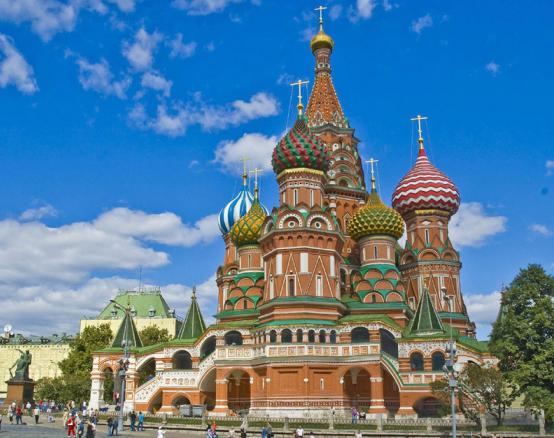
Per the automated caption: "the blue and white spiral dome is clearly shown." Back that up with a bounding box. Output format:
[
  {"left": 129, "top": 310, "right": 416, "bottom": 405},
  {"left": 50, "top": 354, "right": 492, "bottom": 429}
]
[{"left": 218, "top": 185, "right": 269, "bottom": 235}]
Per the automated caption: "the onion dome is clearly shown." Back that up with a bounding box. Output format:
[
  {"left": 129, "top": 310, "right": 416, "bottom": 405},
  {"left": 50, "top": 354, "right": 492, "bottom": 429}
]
[
  {"left": 392, "top": 143, "right": 460, "bottom": 217},
  {"left": 348, "top": 183, "right": 404, "bottom": 241},
  {"left": 272, "top": 116, "right": 329, "bottom": 175},
  {"left": 218, "top": 180, "right": 254, "bottom": 235},
  {"left": 310, "top": 28, "right": 334, "bottom": 53},
  {"left": 229, "top": 196, "right": 267, "bottom": 247}
]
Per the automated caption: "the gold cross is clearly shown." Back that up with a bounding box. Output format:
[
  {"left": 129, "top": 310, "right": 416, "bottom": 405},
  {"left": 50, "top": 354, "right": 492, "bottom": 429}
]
[
  {"left": 315, "top": 5, "right": 327, "bottom": 27},
  {"left": 365, "top": 158, "right": 379, "bottom": 191},
  {"left": 290, "top": 79, "right": 309, "bottom": 116},
  {"left": 240, "top": 156, "right": 249, "bottom": 186},
  {"left": 410, "top": 114, "right": 428, "bottom": 142},
  {"left": 249, "top": 168, "right": 263, "bottom": 197}
]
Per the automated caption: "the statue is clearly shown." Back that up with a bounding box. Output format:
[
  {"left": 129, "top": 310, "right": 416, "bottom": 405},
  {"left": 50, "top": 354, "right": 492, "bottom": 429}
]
[{"left": 9, "top": 349, "right": 32, "bottom": 380}]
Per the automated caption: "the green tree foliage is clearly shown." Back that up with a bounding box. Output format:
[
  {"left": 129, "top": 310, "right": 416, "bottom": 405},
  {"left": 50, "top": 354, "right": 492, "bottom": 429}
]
[
  {"left": 490, "top": 264, "right": 554, "bottom": 420},
  {"left": 37, "top": 324, "right": 113, "bottom": 404},
  {"left": 139, "top": 325, "right": 171, "bottom": 346}
]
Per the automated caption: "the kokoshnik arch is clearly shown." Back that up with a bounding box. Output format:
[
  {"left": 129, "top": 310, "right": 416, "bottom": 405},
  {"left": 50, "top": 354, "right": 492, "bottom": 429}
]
[{"left": 89, "top": 13, "right": 494, "bottom": 418}]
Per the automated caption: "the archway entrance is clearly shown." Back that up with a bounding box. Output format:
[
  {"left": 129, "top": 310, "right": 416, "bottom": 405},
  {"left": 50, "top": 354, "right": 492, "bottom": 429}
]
[
  {"left": 414, "top": 397, "right": 442, "bottom": 417},
  {"left": 383, "top": 367, "right": 400, "bottom": 416},
  {"left": 343, "top": 368, "right": 371, "bottom": 409},
  {"left": 148, "top": 391, "right": 162, "bottom": 414},
  {"left": 103, "top": 367, "right": 115, "bottom": 403},
  {"left": 199, "top": 368, "right": 216, "bottom": 412},
  {"left": 227, "top": 370, "right": 251, "bottom": 414}
]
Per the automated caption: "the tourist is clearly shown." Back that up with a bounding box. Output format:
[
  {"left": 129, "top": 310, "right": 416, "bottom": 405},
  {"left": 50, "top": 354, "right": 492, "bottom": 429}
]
[
  {"left": 26, "top": 400, "right": 32, "bottom": 416},
  {"left": 86, "top": 420, "right": 96, "bottom": 438},
  {"left": 33, "top": 405, "right": 40, "bottom": 424},
  {"left": 78, "top": 419, "right": 85, "bottom": 438},
  {"left": 15, "top": 405, "right": 22, "bottom": 425},
  {"left": 295, "top": 425, "right": 304, "bottom": 438},
  {"left": 47, "top": 405, "right": 54, "bottom": 423},
  {"left": 157, "top": 425, "right": 166, "bottom": 438},
  {"left": 67, "top": 414, "right": 77, "bottom": 437},
  {"left": 351, "top": 407, "right": 358, "bottom": 424},
  {"left": 261, "top": 425, "right": 267, "bottom": 438},
  {"left": 228, "top": 429, "right": 236, "bottom": 438},
  {"left": 138, "top": 411, "right": 145, "bottom": 431},
  {"left": 240, "top": 427, "right": 247, "bottom": 438},
  {"left": 7, "top": 405, "right": 13, "bottom": 424},
  {"left": 112, "top": 417, "right": 119, "bottom": 436},
  {"left": 129, "top": 411, "right": 137, "bottom": 431},
  {"left": 107, "top": 417, "right": 113, "bottom": 436},
  {"left": 266, "top": 423, "right": 273, "bottom": 438},
  {"left": 355, "top": 431, "right": 362, "bottom": 438}
]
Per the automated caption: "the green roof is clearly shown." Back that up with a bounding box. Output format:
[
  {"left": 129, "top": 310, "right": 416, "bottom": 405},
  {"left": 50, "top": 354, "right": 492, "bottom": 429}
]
[
  {"left": 406, "top": 289, "right": 444, "bottom": 336},
  {"left": 177, "top": 289, "right": 206, "bottom": 340},
  {"left": 257, "top": 319, "right": 337, "bottom": 328},
  {"left": 98, "top": 290, "right": 173, "bottom": 319},
  {"left": 111, "top": 310, "right": 142, "bottom": 348}
]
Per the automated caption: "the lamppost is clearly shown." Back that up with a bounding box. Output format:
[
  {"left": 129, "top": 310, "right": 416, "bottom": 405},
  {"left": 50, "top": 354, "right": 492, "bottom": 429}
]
[
  {"left": 110, "top": 300, "right": 130, "bottom": 433},
  {"left": 442, "top": 288, "right": 459, "bottom": 438}
]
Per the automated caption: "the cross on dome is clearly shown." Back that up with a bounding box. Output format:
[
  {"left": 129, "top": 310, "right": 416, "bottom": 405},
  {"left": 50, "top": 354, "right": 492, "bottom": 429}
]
[
  {"left": 315, "top": 5, "right": 327, "bottom": 29},
  {"left": 290, "top": 79, "right": 309, "bottom": 116},
  {"left": 410, "top": 114, "right": 428, "bottom": 153},
  {"left": 365, "top": 158, "right": 379, "bottom": 192}
]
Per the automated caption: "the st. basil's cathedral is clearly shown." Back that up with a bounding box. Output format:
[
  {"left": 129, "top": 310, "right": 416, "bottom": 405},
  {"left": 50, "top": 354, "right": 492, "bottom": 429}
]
[{"left": 89, "top": 15, "right": 493, "bottom": 418}]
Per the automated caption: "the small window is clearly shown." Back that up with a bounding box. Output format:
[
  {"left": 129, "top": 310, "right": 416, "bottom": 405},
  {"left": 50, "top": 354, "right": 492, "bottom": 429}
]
[
  {"left": 287, "top": 276, "right": 296, "bottom": 296},
  {"left": 310, "top": 189, "right": 314, "bottom": 207},
  {"left": 320, "top": 378, "right": 324, "bottom": 390},
  {"left": 247, "top": 254, "right": 252, "bottom": 268},
  {"left": 351, "top": 327, "right": 370, "bottom": 343},
  {"left": 432, "top": 352, "right": 445, "bottom": 371},
  {"left": 269, "top": 276, "right": 275, "bottom": 299},
  {"left": 425, "top": 229, "right": 430, "bottom": 245},
  {"left": 410, "top": 352, "right": 424, "bottom": 371},
  {"left": 296, "top": 329, "right": 303, "bottom": 343},
  {"left": 281, "top": 329, "right": 292, "bottom": 343},
  {"left": 330, "top": 330, "right": 337, "bottom": 344},
  {"left": 319, "top": 330, "right": 326, "bottom": 343},
  {"left": 308, "top": 330, "right": 315, "bottom": 343},
  {"left": 374, "top": 246, "right": 378, "bottom": 259},
  {"left": 293, "top": 189, "right": 298, "bottom": 206},
  {"left": 316, "top": 275, "right": 323, "bottom": 297},
  {"left": 269, "top": 330, "right": 277, "bottom": 343}
]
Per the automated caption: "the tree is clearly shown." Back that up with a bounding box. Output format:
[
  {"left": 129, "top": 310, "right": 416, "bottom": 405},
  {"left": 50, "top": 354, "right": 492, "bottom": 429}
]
[
  {"left": 139, "top": 326, "right": 171, "bottom": 346},
  {"left": 490, "top": 264, "right": 554, "bottom": 421}
]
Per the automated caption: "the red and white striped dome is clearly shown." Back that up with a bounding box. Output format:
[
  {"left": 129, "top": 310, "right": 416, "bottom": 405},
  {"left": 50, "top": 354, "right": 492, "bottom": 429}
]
[{"left": 392, "top": 147, "right": 460, "bottom": 217}]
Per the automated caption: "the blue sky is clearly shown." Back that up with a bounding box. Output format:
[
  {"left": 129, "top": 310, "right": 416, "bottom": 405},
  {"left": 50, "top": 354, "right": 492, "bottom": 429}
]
[{"left": 0, "top": 0, "right": 552, "bottom": 339}]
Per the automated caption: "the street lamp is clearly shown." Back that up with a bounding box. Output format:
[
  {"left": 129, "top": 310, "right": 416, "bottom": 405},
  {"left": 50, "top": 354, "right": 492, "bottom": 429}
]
[
  {"left": 110, "top": 300, "right": 131, "bottom": 433},
  {"left": 442, "top": 288, "right": 458, "bottom": 438}
]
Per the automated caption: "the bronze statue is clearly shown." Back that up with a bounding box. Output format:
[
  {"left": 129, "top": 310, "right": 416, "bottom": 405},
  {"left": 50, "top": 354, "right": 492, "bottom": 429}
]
[{"left": 9, "top": 349, "right": 32, "bottom": 380}]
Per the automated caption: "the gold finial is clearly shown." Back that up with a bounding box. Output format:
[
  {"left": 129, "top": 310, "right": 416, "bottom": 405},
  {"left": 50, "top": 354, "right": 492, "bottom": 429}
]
[
  {"left": 365, "top": 158, "right": 379, "bottom": 192},
  {"left": 239, "top": 156, "right": 249, "bottom": 186},
  {"left": 315, "top": 5, "right": 327, "bottom": 31},
  {"left": 249, "top": 168, "right": 263, "bottom": 199},
  {"left": 192, "top": 285, "right": 196, "bottom": 298},
  {"left": 290, "top": 79, "right": 309, "bottom": 116},
  {"left": 410, "top": 114, "right": 428, "bottom": 151}
]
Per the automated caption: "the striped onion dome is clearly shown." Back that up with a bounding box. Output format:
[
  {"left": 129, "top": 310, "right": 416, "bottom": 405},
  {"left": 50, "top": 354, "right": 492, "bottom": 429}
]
[
  {"left": 272, "top": 116, "right": 329, "bottom": 175},
  {"left": 230, "top": 197, "right": 267, "bottom": 247},
  {"left": 349, "top": 186, "right": 404, "bottom": 241},
  {"left": 218, "top": 179, "right": 254, "bottom": 235},
  {"left": 392, "top": 145, "right": 460, "bottom": 217}
]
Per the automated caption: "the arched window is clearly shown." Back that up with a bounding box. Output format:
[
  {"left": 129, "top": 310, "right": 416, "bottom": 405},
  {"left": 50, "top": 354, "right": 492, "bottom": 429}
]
[
  {"left": 308, "top": 330, "right": 315, "bottom": 343},
  {"left": 200, "top": 336, "right": 216, "bottom": 358},
  {"left": 329, "top": 330, "right": 337, "bottom": 344},
  {"left": 224, "top": 331, "right": 243, "bottom": 346},
  {"left": 410, "top": 352, "right": 424, "bottom": 371},
  {"left": 319, "top": 330, "right": 326, "bottom": 344},
  {"left": 296, "top": 329, "right": 303, "bottom": 343},
  {"left": 288, "top": 276, "right": 296, "bottom": 296},
  {"left": 269, "top": 330, "right": 277, "bottom": 343},
  {"left": 351, "top": 327, "right": 370, "bottom": 343},
  {"left": 173, "top": 350, "right": 192, "bottom": 369},
  {"left": 431, "top": 352, "right": 445, "bottom": 371},
  {"left": 379, "top": 329, "right": 398, "bottom": 359},
  {"left": 281, "top": 329, "right": 292, "bottom": 343}
]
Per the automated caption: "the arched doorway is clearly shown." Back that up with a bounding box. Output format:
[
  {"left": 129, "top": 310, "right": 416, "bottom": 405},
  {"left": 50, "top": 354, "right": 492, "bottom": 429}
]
[
  {"left": 382, "top": 367, "right": 400, "bottom": 416},
  {"left": 227, "top": 370, "right": 251, "bottom": 414},
  {"left": 200, "top": 336, "right": 216, "bottom": 359},
  {"left": 173, "top": 350, "right": 193, "bottom": 369},
  {"left": 137, "top": 358, "right": 156, "bottom": 386},
  {"left": 224, "top": 331, "right": 243, "bottom": 346},
  {"left": 199, "top": 368, "right": 216, "bottom": 412},
  {"left": 172, "top": 395, "right": 191, "bottom": 415},
  {"left": 148, "top": 391, "right": 162, "bottom": 414},
  {"left": 379, "top": 329, "right": 398, "bottom": 358},
  {"left": 342, "top": 367, "right": 371, "bottom": 409},
  {"left": 103, "top": 367, "right": 115, "bottom": 403},
  {"left": 414, "top": 397, "right": 442, "bottom": 418}
]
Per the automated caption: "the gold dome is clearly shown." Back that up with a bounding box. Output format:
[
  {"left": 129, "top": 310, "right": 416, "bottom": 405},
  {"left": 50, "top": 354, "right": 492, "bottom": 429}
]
[
  {"left": 310, "top": 28, "right": 334, "bottom": 53},
  {"left": 348, "top": 190, "right": 405, "bottom": 241},
  {"left": 230, "top": 200, "right": 266, "bottom": 247}
]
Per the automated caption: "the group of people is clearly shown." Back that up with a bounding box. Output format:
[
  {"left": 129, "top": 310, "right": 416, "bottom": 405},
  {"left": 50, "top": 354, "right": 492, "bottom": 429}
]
[
  {"left": 5, "top": 401, "right": 55, "bottom": 425},
  {"left": 350, "top": 407, "right": 368, "bottom": 424}
]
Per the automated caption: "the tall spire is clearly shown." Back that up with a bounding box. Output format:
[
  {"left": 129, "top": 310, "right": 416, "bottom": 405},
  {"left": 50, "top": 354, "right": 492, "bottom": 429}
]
[
  {"left": 177, "top": 286, "right": 207, "bottom": 340},
  {"left": 366, "top": 158, "right": 379, "bottom": 193},
  {"left": 290, "top": 79, "right": 309, "bottom": 116},
  {"left": 111, "top": 307, "right": 142, "bottom": 348},
  {"left": 407, "top": 288, "right": 445, "bottom": 336},
  {"left": 410, "top": 114, "right": 428, "bottom": 156},
  {"left": 249, "top": 167, "right": 263, "bottom": 200}
]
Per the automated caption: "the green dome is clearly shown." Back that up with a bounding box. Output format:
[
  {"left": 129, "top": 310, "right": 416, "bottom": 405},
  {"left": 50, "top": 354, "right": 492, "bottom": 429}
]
[
  {"left": 348, "top": 189, "right": 404, "bottom": 241},
  {"left": 230, "top": 199, "right": 266, "bottom": 247}
]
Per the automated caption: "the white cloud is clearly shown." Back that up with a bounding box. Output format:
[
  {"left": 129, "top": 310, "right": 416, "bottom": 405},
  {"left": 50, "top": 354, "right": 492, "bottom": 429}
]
[
  {"left": 106, "top": 0, "right": 136, "bottom": 12},
  {"left": 348, "top": 0, "right": 377, "bottom": 22},
  {"left": 329, "top": 4, "right": 343, "bottom": 20},
  {"left": 19, "top": 203, "right": 57, "bottom": 221},
  {"left": 171, "top": 0, "right": 240, "bottom": 15},
  {"left": 0, "top": 207, "right": 219, "bottom": 286},
  {"left": 122, "top": 27, "right": 163, "bottom": 71},
  {"left": 130, "top": 92, "right": 279, "bottom": 137},
  {"left": 449, "top": 202, "right": 507, "bottom": 247},
  {"left": 546, "top": 160, "right": 554, "bottom": 176},
  {"left": 411, "top": 14, "right": 433, "bottom": 34},
  {"left": 382, "top": 0, "right": 397, "bottom": 11},
  {"left": 465, "top": 291, "right": 501, "bottom": 338},
  {"left": 0, "top": 34, "right": 38, "bottom": 94},
  {"left": 168, "top": 33, "right": 197, "bottom": 58},
  {"left": 485, "top": 61, "right": 500, "bottom": 76},
  {"left": 213, "top": 132, "right": 278, "bottom": 175},
  {"left": 276, "top": 72, "right": 294, "bottom": 86},
  {"left": 76, "top": 57, "right": 131, "bottom": 99},
  {"left": 529, "top": 224, "right": 552, "bottom": 237},
  {"left": 141, "top": 71, "right": 172, "bottom": 97}
]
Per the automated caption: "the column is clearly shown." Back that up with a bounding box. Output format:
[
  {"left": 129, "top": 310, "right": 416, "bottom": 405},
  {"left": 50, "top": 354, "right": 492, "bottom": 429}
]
[
  {"left": 368, "top": 365, "right": 387, "bottom": 416},
  {"left": 89, "top": 372, "right": 104, "bottom": 411},
  {"left": 213, "top": 371, "right": 229, "bottom": 414}
]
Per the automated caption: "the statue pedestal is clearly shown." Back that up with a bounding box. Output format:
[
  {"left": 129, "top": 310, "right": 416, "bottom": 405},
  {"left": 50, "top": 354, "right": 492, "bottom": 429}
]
[{"left": 5, "top": 379, "right": 36, "bottom": 406}]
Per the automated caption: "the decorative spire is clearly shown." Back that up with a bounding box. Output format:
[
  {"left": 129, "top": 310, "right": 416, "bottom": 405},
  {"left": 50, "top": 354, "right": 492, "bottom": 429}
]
[
  {"left": 310, "top": 6, "right": 334, "bottom": 53},
  {"left": 407, "top": 288, "right": 445, "bottom": 336},
  {"left": 366, "top": 158, "right": 379, "bottom": 193},
  {"left": 410, "top": 114, "right": 428, "bottom": 156},
  {"left": 290, "top": 79, "right": 309, "bottom": 116},
  {"left": 177, "top": 286, "right": 207, "bottom": 340},
  {"left": 249, "top": 167, "right": 263, "bottom": 199},
  {"left": 111, "top": 306, "right": 142, "bottom": 349},
  {"left": 315, "top": 5, "right": 326, "bottom": 31},
  {"left": 240, "top": 156, "right": 249, "bottom": 187}
]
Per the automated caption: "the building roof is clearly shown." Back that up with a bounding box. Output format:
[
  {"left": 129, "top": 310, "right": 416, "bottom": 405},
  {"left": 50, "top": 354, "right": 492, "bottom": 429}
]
[
  {"left": 406, "top": 289, "right": 444, "bottom": 336},
  {"left": 111, "top": 310, "right": 142, "bottom": 349},
  {"left": 177, "top": 288, "right": 207, "bottom": 340},
  {"left": 97, "top": 289, "right": 173, "bottom": 319}
]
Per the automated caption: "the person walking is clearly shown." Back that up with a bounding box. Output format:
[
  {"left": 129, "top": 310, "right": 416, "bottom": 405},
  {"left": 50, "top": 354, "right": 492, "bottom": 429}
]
[
  {"left": 295, "top": 425, "right": 304, "bottom": 438},
  {"left": 351, "top": 407, "right": 358, "bottom": 424},
  {"left": 112, "top": 417, "right": 119, "bottom": 436},
  {"left": 107, "top": 417, "right": 113, "bottom": 436},
  {"left": 129, "top": 411, "right": 136, "bottom": 431},
  {"left": 7, "top": 405, "right": 13, "bottom": 424},
  {"left": 137, "top": 412, "right": 144, "bottom": 431},
  {"left": 33, "top": 405, "right": 40, "bottom": 424},
  {"left": 266, "top": 423, "right": 273, "bottom": 438},
  {"left": 354, "top": 430, "right": 362, "bottom": 438},
  {"left": 77, "top": 420, "right": 85, "bottom": 438},
  {"left": 157, "top": 426, "right": 166, "bottom": 438},
  {"left": 67, "top": 414, "right": 77, "bottom": 438},
  {"left": 15, "top": 405, "right": 22, "bottom": 425},
  {"left": 86, "top": 421, "right": 96, "bottom": 438}
]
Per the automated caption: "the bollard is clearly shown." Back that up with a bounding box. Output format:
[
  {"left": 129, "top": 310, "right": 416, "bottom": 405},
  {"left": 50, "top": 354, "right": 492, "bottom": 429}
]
[
  {"left": 539, "top": 409, "right": 546, "bottom": 436},
  {"left": 376, "top": 414, "right": 383, "bottom": 432},
  {"left": 480, "top": 412, "right": 487, "bottom": 436},
  {"left": 426, "top": 417, "right": 432, "bottom": 432},
  {"left": 283, "top": 417, "right": 289, "bottom": 432}
]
